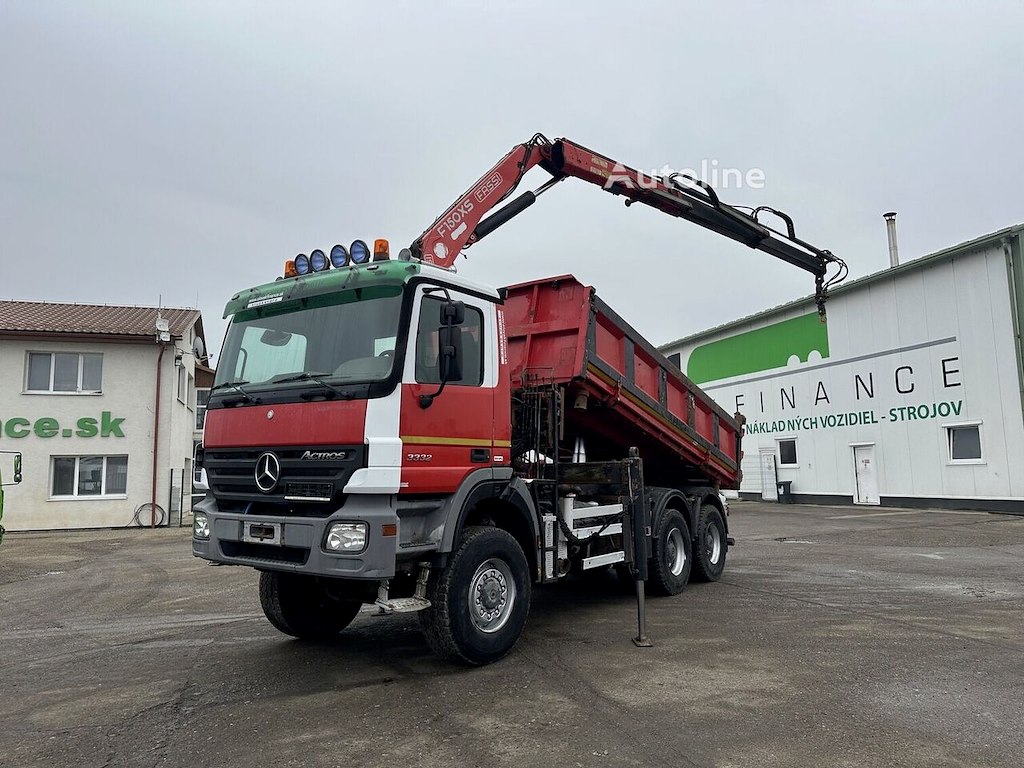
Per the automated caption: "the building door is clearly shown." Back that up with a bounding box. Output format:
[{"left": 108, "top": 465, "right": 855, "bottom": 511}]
[
  {"left": 853, "top": 444, "right": 880, "bottom": 505},
  {"left": 760, "top": 449, "right": 778, "bottom": 501}
]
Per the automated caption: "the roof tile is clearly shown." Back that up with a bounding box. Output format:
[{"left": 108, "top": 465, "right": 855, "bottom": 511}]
[{"left": 0, "top": 301, "right": 201, "bottom": 338}]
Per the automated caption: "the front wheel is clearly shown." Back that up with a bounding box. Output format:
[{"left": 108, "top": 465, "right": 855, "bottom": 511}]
[
  {"left": 691, "top": 504, "right": 727, "bottom": 582},
  {"left": 420, "top": 526, "right": 531, "bottom": 665},
  {"left": 259, "top": 571, "right": 361, "bottom": 640}
]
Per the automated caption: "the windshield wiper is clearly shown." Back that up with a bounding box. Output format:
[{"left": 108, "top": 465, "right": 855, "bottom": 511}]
[
  {"left": 271, "top": 372, "right": 354, "bottom": 400},
  {"left": 210, "top": 380, "right": 255, "bottom": 402}
]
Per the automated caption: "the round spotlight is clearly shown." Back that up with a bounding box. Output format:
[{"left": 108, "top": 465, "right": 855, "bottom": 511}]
[
  {"left": 310, "top": 248, "right": 328, "bottom": 272},
  {"left": 294, "top": 253, "right": 311, "bottom": 275},
  {"left": 350, "top": 239, "right": 371, "bottom": 265},
  {"left": 330, "top": 244, "right": 350, "bottom": 268}
]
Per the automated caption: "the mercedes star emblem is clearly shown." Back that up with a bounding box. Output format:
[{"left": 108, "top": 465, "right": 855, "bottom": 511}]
[{"left": 254, "top": 452, "right": 281, "bottom": 493}]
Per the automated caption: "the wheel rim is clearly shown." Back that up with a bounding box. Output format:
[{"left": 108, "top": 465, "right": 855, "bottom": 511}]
[
  {"left": 704, "top": 521, "right": 722, "bottom": 564},
  {"left": 666, "top": 527, "right": 687, "bottom": 576},
  {"left": 469, "top": 558, "right": 516, "bottom": 634}
]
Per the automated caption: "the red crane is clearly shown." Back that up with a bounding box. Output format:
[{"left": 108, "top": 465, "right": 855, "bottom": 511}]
[{"left": 410, "top": 134, "right": 847, "bottom": 316}]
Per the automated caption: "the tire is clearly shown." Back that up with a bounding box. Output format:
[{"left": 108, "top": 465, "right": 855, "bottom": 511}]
[
  {"left": 420, "top": 526, "right": 531, "bottom": 665},
  {"left": 259, "top": 571, "right": 361, "bottom": 640},
  {"left": 691, "top": 504, "right": 727, "bottom": 582},
  {"left": 649, "top": 509, "right": 692, "bottom": 595}
]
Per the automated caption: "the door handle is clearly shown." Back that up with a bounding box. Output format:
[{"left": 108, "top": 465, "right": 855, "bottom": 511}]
[{"left": 471, "top": 448, "right": 490, "bottom": 463}]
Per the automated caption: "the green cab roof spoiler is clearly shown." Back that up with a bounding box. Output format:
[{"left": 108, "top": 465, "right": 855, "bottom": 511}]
[{"left": 223, "top": 261, "right": 421, "bottom": 319}]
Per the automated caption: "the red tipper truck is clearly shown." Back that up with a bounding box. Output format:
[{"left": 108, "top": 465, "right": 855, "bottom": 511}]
[
  {"left": 193, "top": 134, "right": 845, "bottom": 664},
  {"left": 503, "top": 275, "right": 741, "bottom": 492}
]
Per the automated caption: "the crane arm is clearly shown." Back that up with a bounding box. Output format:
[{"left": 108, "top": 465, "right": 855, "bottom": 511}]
[{"left": 410, "top": 134, "right": 847, "bottom": 315}]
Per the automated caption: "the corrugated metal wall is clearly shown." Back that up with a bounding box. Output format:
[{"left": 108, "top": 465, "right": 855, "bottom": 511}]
[{"left": 663, "top": 231, "right": 1024, "bottom": 506}]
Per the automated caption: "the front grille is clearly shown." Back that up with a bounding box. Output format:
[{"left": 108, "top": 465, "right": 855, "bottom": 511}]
[
  {"left": 204, "top": 445, "right": 365, "bottom": 511},
  {"left": 220, "top": 540, "right": 310, "bottom": 565}
]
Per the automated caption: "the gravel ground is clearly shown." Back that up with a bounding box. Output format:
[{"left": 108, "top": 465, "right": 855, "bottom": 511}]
[{"left": 1, "top": 501, "right": 1021, "bottom": 768}]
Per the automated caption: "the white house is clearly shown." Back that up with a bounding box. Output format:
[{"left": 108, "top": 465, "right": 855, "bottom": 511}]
[
  {"left": 660, "top": 224, "right": 1024, "bottom": 513},
  {"left": 0, "top": 302, "right": 209, "bottom": 530}
]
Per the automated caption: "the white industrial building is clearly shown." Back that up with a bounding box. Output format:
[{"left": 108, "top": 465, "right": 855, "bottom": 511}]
[
  {"left": 661, "top": 223, "right": 1024, "bottom": 513},
  {"left": 0, "top": 302, "right": 212, "bottom": 530}
]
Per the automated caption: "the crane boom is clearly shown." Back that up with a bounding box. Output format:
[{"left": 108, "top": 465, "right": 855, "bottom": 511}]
[{"left": 410, "top": 134, "right": 847, "bottom": 315}]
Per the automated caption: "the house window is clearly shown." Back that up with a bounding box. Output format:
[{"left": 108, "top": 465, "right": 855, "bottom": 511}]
[
  {"left": 177, "top": 366, "right": 187, "bottom": 404},
  {"left": 26, "top": 352, "right": 102, "bottom": 393},
  {"left": 50, "top": 455, "right": 128, "bottom": 498},
  {"left": 777, "top": 438, "right": 798, "bottom": 467},
  {"left": 946, "top": 423, "right": 982, "bottom": 463},
  {"left": 196, "top": 388, "right": 210, "bottom": 430},
  {"left": 187, "top": 372, "right": 195, "bottom": 410}
]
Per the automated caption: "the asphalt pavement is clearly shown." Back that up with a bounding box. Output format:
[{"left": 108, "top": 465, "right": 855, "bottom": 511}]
[{"left": 1, "top": 501, "right": 1022, "bottom": 768}]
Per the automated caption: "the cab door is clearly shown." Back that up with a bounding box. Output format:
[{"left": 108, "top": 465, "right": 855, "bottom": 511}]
[{"left": 399, "top": 287, "right": 497, "bottom": 494}]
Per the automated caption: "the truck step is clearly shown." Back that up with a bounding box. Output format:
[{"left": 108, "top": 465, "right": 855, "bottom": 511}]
[
  {"left": 360, "top": 596, "right": 432, "bottom": 615},
  {"left": 573, "top": 522, "right": 623, "bottom": 539},
  {"left": 582, "top": 551, "right": 625, "bottom": 570}
]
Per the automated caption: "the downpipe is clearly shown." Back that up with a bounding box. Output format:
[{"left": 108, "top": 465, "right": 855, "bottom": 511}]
[{"left": 151, "top": 343, "right": 167, "bottom": 528}]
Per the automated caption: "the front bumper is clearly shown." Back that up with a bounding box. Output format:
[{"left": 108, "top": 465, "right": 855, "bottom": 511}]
[{"left": 191, "top": 495, "right": 399, "bottom": 579}]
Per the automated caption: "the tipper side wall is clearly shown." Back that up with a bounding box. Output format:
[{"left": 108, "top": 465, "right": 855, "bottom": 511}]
[{"left": 502, "top": 275, "right": 742, "bottom": 489}]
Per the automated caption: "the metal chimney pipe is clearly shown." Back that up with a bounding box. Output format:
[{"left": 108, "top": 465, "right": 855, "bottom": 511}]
[{"left": 883, "top": 212, "right": 899, "bottom": 267}]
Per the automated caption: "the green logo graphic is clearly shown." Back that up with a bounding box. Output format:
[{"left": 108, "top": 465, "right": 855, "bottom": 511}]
[
  {"left": 0, "top": 412, "right": 126, "bottom": 439},
  {"left": 687, "top": 312, "right": 829, "bottom": 385}
]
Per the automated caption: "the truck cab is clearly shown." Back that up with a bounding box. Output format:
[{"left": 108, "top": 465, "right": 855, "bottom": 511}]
[{"left": 194, "top": 258, "right": 512, "bottom": 582}]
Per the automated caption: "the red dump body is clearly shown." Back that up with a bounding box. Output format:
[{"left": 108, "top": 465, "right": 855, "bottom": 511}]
[{"left": 502, "top": 275, "right": 741, "bottom": 489}]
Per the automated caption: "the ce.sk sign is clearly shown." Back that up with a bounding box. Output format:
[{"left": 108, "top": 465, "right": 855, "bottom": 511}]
[{"left": 0, "top": 412, "right": 126, "bottom": 439}]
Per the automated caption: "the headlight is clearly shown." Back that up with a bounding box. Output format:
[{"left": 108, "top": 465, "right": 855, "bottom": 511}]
[
  {"left": 193, "top": 512, "right": 210, "bottom": 539},
  {"left": 325, "top": 522, "right": 368, "bottom": 552}
]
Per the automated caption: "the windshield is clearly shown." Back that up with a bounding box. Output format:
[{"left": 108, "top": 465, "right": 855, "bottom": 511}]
[{"left": 215, "top": 285, "right": 404, "bottom": 390}]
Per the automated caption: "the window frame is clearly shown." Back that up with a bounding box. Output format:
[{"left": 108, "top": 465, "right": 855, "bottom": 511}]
[
  {"left": 413, "top": 294, "right": 485, "bottom": 387},
  {"left": 49, "top": 455, "right": 129, "bottom": 500},
  {"left": 24, "top": 351, "right": 104, "bottom": 395},
  {"left": 195, "top": 387, "right": 210, "bottom": 430},
  {"left": 776, "top": 436, "right": 799, "bottom": 467},
  {"left": 177, "top": 365, "right": 188, "bottom": 405},
  {"left": 943, "top": 421, "right": 984, "bottom": 465}
]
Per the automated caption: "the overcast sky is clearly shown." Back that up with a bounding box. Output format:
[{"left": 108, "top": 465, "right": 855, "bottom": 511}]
[{"left": 3, "top": 1, "right": 1022, "bottom": 361}]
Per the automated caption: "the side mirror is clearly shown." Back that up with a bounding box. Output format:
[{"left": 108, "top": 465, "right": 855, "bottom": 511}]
[
  {"left": 419, "top": 298, "right": 467, "bottom": 409},
  {"left": 437, "top": 325, "right": 463, "bottom": 383},
  {"left": 439, "top": 300, "right": 465, "bottom": 326}
]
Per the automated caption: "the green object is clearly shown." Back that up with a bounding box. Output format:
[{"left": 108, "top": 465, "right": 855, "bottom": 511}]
[
  {"left": 0, "top": 452, "right": 23, "bottom": 546},
  {"left": 686, "top": 312, "right": 830, "bottom": 384},
  {"left": 223, "top": 261, "right": 422, "bottom": 319},
  {"left": 0, "top": 413, "right": 125, "bottom": 439}
]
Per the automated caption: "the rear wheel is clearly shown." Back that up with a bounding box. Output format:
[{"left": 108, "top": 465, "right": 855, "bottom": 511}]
[
  {"left": 259, "top": 571, "right": 361, "bottom": 640},
  {"left": 420, "top": 526, "right": 531, "bottom": 665},
  {"left": 649, "top": 509, "right": 692, "bottom": 595},
  {"left": 691, "top": 504, "right": 727, "bottom": 582}
]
